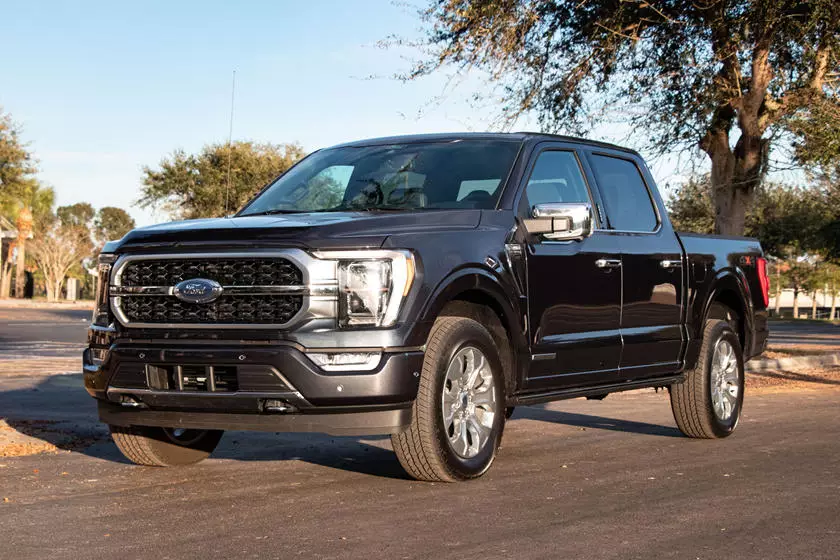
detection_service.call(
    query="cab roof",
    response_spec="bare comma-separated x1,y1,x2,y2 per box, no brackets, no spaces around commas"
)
329,132,640,156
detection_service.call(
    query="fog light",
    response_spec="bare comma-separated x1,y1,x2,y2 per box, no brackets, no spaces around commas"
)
263,399,298,413
118,395,143,408
306,352,382,372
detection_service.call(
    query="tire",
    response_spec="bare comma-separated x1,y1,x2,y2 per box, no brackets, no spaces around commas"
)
392,316,506,482
670,319,745,438
109,425,224,466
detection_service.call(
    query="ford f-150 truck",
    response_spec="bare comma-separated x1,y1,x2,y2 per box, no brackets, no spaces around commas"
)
84,133,770,482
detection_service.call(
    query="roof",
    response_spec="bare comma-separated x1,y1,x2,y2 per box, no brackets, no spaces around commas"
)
329,131,640,155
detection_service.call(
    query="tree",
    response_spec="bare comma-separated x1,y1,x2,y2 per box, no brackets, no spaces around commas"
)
0,108,36,193
94,207,135,248
0,108,45,299
57,202,95,229
139,141,306,220
668,175,831,257
30,222,90,301
784,257,816,319
0,182,54,298
406,0,840,235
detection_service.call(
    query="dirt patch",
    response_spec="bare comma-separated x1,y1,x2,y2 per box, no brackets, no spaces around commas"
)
747,365,840,391
0,419,107,458
0,359,80,378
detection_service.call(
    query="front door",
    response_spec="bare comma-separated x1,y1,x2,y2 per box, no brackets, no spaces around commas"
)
585,152,684,378
521,147,623,391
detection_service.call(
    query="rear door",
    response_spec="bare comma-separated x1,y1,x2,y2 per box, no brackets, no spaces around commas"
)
583,151,684,378
520,144,623,390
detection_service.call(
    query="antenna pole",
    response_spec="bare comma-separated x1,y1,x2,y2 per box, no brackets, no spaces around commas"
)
225,70,236,214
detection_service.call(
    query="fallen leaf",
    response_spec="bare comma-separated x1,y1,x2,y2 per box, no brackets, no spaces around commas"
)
3,497,9,503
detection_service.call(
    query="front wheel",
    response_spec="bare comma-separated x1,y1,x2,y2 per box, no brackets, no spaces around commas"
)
109,425,224,466
392,316,506,482
670,319,745,438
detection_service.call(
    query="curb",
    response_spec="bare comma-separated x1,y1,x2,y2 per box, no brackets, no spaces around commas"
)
747,353,840,373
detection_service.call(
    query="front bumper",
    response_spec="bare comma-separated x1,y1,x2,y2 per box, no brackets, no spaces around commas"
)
84,342,423,436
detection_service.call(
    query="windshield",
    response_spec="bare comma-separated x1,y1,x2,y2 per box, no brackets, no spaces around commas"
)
238,139,521,215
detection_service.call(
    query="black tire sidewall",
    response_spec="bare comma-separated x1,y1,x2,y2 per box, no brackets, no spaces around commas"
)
429,321,506,479
703,323,745,437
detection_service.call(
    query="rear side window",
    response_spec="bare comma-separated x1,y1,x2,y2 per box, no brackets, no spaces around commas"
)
524,151,590,207
589,155,658,232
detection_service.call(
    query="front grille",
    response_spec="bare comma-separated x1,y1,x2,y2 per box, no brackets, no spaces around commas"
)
112,255,307,327
120,294,303,324
120,258,302,287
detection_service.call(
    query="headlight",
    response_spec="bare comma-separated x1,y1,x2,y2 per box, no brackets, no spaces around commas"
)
315,250,415,328
92,253,117,327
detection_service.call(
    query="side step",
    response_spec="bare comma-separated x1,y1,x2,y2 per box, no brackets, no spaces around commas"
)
509,375,684,407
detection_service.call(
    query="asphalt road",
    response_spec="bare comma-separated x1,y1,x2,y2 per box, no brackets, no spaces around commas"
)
0,377,838,559
0,305,89,359
2,308,840,558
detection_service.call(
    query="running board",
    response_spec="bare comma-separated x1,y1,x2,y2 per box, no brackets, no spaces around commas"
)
510,375,685,407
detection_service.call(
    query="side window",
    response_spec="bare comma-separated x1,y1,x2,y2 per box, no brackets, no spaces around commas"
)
524,151,591,208
589,155,658,232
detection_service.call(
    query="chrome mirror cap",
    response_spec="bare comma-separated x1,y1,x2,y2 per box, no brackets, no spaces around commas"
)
524,202,593,241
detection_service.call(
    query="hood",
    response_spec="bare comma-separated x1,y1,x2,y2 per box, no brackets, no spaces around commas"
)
110,210,482,252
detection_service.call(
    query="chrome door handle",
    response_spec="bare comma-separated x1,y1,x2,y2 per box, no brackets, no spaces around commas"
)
660,259,682,269
595,258,622,269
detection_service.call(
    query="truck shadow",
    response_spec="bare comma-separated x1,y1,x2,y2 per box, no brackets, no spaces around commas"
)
514,405,684,438
1,374,685,480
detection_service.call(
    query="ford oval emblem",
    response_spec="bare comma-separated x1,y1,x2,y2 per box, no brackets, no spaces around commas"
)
173,278,223,304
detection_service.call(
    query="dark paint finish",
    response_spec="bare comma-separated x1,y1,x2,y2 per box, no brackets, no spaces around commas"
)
87,132,768,433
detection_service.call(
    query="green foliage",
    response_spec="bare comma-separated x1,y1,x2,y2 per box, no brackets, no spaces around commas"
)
407,0,840,234
139,141,306,219
0,108,37,193
410,0,839,150
0,182,55,230
57,202,95,229
666,177,715,234
668,176,832,258
94,207,135,245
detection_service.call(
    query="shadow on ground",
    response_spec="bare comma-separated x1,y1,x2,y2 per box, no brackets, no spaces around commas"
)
514,404,684,438
1,374,684,477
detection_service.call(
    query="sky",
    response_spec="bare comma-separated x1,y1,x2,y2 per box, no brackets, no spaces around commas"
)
1,0,746,227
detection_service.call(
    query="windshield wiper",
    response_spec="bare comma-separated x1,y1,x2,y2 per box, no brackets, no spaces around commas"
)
240,209,305,217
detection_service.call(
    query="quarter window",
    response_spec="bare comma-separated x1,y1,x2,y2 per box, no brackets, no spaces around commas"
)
589,155,658,232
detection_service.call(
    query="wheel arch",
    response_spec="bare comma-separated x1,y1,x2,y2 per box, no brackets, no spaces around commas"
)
415,269,527,396
686,269,755,370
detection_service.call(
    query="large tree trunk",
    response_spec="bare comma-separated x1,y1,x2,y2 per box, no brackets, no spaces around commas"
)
831,292,836,321
793,289,800,319
706,131,768,236
811,291,819,319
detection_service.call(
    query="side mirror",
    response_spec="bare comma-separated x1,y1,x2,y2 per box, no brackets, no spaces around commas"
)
523,202,593,241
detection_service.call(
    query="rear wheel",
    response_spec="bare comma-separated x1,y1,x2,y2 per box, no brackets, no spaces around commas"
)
670,319,745,438
109,425,223,466
392,316,506,482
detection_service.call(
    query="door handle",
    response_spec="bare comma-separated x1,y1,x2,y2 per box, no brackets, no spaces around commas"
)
595,258,622,269
660,259,682,269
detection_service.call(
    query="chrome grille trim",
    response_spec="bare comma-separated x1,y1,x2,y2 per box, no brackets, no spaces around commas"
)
110,251,337,329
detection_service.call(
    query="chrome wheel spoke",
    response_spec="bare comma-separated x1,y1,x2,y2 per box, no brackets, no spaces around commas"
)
472,386,495,408
441,345,497,459
710,339,741,422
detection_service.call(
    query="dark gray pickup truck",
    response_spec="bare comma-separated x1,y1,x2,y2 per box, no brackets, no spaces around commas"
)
85,133,769,481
